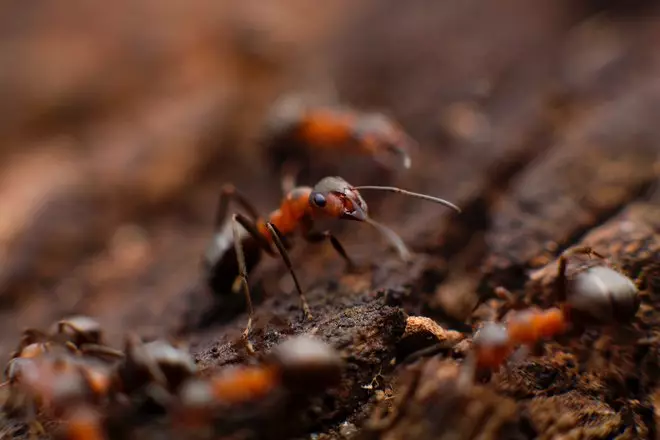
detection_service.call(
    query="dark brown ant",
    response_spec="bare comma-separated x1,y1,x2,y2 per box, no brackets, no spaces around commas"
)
2,352,115,439
12,316,124,362
203,175,460,352
174,335,342,429
263,94,415,173
114,333,197,405
464,246,641,379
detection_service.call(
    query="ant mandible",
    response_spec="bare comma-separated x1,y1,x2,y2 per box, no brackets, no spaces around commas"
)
466,246,640,378
204,173,461,352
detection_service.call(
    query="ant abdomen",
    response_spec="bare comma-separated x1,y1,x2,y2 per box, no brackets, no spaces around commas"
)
566,265,640,326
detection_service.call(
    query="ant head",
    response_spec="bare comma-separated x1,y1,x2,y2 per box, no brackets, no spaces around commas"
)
309,177,368,221
472,322,509,349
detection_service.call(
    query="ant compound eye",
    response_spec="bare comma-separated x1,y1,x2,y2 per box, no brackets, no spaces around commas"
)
311,192,327,207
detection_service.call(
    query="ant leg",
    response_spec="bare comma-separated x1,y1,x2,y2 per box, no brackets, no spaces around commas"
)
560,245,605,261
231,215,258,354
124,334,169,386
556,246,605,302
65,341,80,354
303,230,358,272
214,185,262,230
20,328,50,346
266,222,313,320
78,343,125,360
493,286,529,320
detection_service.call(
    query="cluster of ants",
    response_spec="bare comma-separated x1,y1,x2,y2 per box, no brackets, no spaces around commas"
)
202,95,643,383
2,315,343,439
465,246,641,381
2,96,448,439
201,94,644,385
3,94,645,438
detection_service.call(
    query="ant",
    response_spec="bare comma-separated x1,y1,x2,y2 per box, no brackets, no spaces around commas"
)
464,246,641,379
114,333,197,406
2,352,115,440
174,335,342,430
11,316,124,363
262,94,415,173
203,174,460,352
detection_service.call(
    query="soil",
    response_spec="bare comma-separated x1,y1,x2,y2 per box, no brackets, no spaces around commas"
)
1,0,660,439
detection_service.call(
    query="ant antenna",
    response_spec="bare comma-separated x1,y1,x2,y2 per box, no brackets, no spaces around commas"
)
365,217,412,262
352,186,461,213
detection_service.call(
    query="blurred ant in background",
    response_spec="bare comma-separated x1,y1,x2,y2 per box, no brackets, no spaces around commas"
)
462,246,641,382
262,94,415,179
203,173,460,353
2,351,114,440
10,316,124,363
2,317,202,440
173,335,342,434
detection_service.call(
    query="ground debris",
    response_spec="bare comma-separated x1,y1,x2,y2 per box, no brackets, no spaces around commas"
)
363,358,522,440
523,390,625,440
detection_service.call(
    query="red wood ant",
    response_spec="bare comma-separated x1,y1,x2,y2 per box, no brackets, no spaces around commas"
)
203,175,460,352
263,94,415,172
464,246,641,379
2,352,115,440
11,316,125,363
114,333,197,405
174,335,342,429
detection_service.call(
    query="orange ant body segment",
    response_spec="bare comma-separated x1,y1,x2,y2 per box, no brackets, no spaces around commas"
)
57,407,107,440
263,95,415,171
175,335,342,430
467,246,640,377
470,308,569,372
203,175,460,352
205,365,279,405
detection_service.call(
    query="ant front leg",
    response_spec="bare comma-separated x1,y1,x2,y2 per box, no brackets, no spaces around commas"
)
77,344,125,361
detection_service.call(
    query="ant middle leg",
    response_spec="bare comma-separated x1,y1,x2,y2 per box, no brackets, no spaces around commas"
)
266,222,313,320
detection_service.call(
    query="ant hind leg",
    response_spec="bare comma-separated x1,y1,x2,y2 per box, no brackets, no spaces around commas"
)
214,185,263,230
231,214,259,354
